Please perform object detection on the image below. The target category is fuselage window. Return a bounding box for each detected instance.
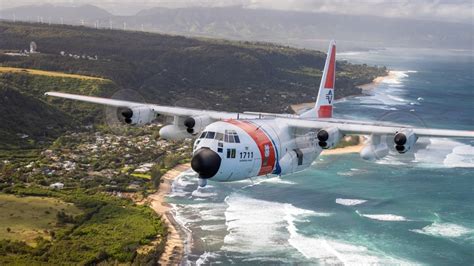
[226,148,236,158]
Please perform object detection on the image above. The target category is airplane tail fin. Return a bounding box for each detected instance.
[300,40,336,119]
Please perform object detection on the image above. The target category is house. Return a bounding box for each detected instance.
[49,182,64,190]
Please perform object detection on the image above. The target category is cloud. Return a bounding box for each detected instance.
[244,0,473,23]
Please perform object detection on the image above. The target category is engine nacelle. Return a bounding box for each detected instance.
[394,130,418,154]
[159,125,191,140]
[317,127,342,149]
[183,115,212,135]
[279,147,320,175]
[120,106,155,125]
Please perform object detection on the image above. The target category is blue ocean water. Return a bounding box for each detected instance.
[168,48,474,265]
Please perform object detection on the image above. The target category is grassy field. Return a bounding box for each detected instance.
[0,66,106,81]
[0,194,82,246]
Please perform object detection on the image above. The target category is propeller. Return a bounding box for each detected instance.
[104,89,148,134]
[365,110,428,166]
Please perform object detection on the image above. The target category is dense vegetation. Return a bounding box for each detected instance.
[0,21,386,113]
[0,188,166,265]
[0,72,117,150]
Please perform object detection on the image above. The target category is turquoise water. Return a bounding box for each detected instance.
[168,48,474,265]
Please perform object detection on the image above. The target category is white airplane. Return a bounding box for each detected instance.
[46,41,474,187]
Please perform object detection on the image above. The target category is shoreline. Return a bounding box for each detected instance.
[147,163,190,265]
[290,71,391,114]
[357,70,395,91]
[321,142,364,155]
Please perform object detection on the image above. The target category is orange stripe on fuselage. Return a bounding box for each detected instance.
[225,120,276,175]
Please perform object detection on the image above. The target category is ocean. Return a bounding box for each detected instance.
[168,48,474,265]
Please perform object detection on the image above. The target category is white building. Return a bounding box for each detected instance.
[49,182,64,190]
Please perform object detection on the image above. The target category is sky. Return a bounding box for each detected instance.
[1,0,472,23]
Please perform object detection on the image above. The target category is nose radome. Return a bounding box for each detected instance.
[191,148,221,179]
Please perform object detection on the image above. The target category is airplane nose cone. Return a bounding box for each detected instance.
[191,148,221,179]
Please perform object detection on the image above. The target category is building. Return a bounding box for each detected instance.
[49,182,64,190]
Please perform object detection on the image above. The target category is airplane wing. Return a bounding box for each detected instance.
[45,92,474,139]
[282,117,474,138]
[45,92,257,120]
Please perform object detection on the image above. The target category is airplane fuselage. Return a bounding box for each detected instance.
[191,119,322,184]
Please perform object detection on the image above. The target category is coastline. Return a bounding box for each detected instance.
[147,163,190,265]
[290,71,391,114]
[321,142,364,155]
[357,70,395,91]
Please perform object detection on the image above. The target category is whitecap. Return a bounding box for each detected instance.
[356,210,409,221]
[261,177,296,185]
[336,198,367,206]
[443,144,474,168]
[191,186,217,198]
[411,222,473,238]
[200,224,227,232]
[286,212,413,264]
[415,139,474,168]
[196,251,220,265]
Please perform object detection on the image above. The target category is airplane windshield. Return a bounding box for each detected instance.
[224,130,240,143]
[198,131,239,143]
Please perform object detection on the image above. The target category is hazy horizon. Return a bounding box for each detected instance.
[1,0,472,24]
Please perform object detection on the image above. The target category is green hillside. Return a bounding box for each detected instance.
[0,21,386,110]
[0,72,116,150]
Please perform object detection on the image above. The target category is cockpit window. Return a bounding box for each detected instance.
[199,131,207,139]
[216,132,224,141]
[224,130,240,143]
[206,132,216,139]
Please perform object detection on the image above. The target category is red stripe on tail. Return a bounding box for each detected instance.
[318,105,333,118]
[324,44,336,89]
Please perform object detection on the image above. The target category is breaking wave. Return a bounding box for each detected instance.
[336,198,367,206]
[356,210,409,221]
[222,194,411,264]
[411,222,473,238]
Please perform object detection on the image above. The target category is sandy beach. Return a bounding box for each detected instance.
[321,142,364,155]
[357,70,395,90]
[147,163,190,265]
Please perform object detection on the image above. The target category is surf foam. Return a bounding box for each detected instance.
[222,194,411,264]
[411,222,473,238]
[336,198,367,206]
[356,210,409,221]
[222,194,329,254]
